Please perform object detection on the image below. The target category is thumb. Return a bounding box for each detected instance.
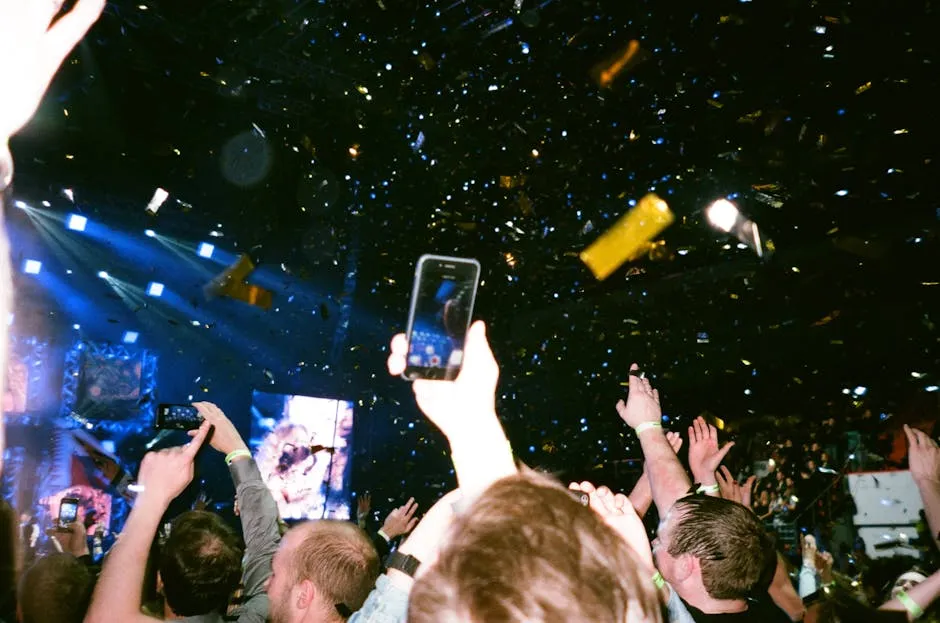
[715,441,735,463]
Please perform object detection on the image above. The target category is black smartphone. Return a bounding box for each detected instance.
[58,497,80,529]
[155,404,202,430]
[404,255,481,381]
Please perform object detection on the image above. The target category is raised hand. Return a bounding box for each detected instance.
[688,416,735,483]
[0,0,106,143]
[615,364,661,429]
[801,534,818,569]
[905,425,940,483]
[357,492,372,519]
[139,420,211,505]
[387,321,501,441]
[381,497,419,540]
[570,481,653,568]
[190,402,247,457]
[715,466,755,509]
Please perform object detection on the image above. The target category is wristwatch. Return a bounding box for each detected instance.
[386,551,421,577]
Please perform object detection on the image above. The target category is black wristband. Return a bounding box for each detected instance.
[386,551,421,577]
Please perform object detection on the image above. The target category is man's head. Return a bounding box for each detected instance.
[653,495,776,602]
[408,470,663,623]
[18,553,93,623]
[159,510,243,617]
[267,520,380,623]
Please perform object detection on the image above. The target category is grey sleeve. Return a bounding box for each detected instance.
[348,575,410,623]
[230,459,280,623]
[665,586,697,623]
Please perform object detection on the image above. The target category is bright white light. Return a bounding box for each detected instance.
[927,385,939,393]
[122,331,139,344]
[705,199,739,233]
[72,324,80,330]
[146,187,169,214]
[97,271,110,279]
[66,214,87,232]
[147,282,165,297]
[22,259,42,275]
[13,200,28,210]
[197,243,215,258]
[144,229,156,238]
[853,386,867,396]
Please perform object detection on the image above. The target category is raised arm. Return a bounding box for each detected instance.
[192,402,280,623]
[0,0,105,479]
[880,568,940,621]
[627,431,683,518]
[687,416,734,495]
[904,425,940,551]
[616,365,690,516]
[86,421,211,623]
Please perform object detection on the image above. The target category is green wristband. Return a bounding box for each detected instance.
[651,571,666,589]
[896,590,924,619]
[634,421,662,435]
[225,449,252,465]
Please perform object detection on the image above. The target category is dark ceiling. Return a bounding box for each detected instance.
[7,0,939,492]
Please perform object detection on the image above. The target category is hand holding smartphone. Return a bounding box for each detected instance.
[58,497,80,530]
[403,255,481,381]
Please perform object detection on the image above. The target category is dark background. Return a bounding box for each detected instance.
[5,0,939,519]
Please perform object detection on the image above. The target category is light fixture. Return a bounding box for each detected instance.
[197,243,215,258]
[147,282,165,297]
[22,259,42,274]
[97,271,110,279]
[705,199,740,233]
[66,214,88,232]
[122,331,139,344]
[144,229,156,238]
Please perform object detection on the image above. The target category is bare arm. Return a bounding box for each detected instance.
[879,568,940,621]
[905,425,940,551]
[627,431,683,518]
[616,365,690,516]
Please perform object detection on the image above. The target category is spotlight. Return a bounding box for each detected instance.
[144,229,156,238]
[147,282,165,297]
[22,259,42,274]
[145,188,169,215]
[704,198,773,259]
[66,214,88,232]
[122,331,139,344]
[97,271,110,279]
[705,199,740,233]
[72,324,80,330]
[197,243,215,258]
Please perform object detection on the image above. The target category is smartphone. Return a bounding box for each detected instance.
[404,255,481,381]
[155,404,202,430]
[58,497,80,529]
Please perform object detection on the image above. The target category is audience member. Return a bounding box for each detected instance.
[18,553,93,623]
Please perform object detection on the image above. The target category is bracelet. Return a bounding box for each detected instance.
[225,449,252,465]
[377,529,391,543]
[896,590,924,619]
[651,571,666,589]
[696,483,720,494]
[634,422,662,435]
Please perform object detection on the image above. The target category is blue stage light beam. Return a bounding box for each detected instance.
[198,243,215,258]
[122,331,139,344]
[97,271,109,279]
[23,259,42,274]
[66,214,88,232]
[147,282,165,297]
[145,229,156,238]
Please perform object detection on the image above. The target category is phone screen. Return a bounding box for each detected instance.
[404,256,480,381]
[59,499,79,526]
[156,404,202,430]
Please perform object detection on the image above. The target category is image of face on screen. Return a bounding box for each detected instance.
[409,271,473,372]
[252,395,353,521]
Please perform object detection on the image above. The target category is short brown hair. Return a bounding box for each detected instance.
[19,553,93,623]
[408,470,663,623]
[289,520,380,614]
[668,496,776,600]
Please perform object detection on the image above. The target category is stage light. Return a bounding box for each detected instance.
[72,324,80,330]
[147,282,165,297]
[122,331,139,344]
[66,214,88,232]
[705,199,739,233]
[144,229,156,238]
[22,259,42,274]
[97,271,109,279]
[198,243,215,258]
[146,187,169,215]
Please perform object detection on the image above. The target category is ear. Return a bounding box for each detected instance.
[295,579,316,610]
[674,553,697,583]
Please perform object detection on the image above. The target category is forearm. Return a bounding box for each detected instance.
[627,472,654,518]
[638,430,692,515]
[447,415,515,500]
[86,495,166,623]
[914,478,940,550]
[879,569,940,620]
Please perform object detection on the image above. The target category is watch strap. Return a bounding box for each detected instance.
[386,551,421,577]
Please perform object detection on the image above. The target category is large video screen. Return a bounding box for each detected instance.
[249,392,353,521]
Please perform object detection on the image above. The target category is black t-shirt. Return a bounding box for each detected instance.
[683,597,793,622]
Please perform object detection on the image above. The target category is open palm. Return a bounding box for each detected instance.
[688,416,734,481]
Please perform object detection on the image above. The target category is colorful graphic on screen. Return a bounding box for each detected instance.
[407,272,474,374]
[249,392,353,521]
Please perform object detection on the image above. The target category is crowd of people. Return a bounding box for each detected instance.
[1,2,940,622]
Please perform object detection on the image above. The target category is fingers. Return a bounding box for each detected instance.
[716,465,732,485]
[43,0,106,73]
[406,517,418,533]
[652,388,660,406]
[388,334,408,375]
[184,419,212,458]
[462,321,497,371]
[715,441,735,463]
[745,475,757,490]
[401,497,418,518]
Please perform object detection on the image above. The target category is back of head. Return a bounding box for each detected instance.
[19,553,92,623]
[160,510,243,616]
[408,470,663,623]
[289,520,380,615]
[668,496,777,600]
